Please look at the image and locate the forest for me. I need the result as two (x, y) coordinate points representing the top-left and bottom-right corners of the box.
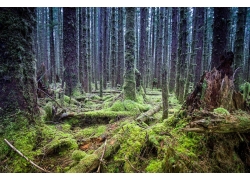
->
(0, 7), (250, 173)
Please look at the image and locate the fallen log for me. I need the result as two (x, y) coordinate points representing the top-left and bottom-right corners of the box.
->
(91, 91), (121, 94)
(55, 110), (134, 126)
(136, 104), (161, 124)
(68, 135), (120, 173)
(183, 113), (250, 133)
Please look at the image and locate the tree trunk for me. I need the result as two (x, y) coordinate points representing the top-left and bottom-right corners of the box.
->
(49, 7), (55, 86)
(103, 8), (109, 89)
(110, 8), (116, 88)
(211, 7), (230, 69)
(99, 8), (104, 97)
(117, 8), (125, 87)
(124, 8), (136, 101)
(233, 7), (247, 91)
(63, 8), (78, 96)
(176, 8), (188, 103)
(170, 7), (178, 93)
(139, 7), (147, 90)
(162, 8), (169, 120)
(194, 8), (205, 85)
(0, 8), (38, 123)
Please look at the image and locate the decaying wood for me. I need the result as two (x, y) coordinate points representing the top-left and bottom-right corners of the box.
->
(92, 91), (121, 94)
(183, 115), (250, 133)
(97, 139), (107, 173)
(184, 51), (246, 113)
(56, 111), (132, 126)
(37, 88), (64, 109)
(4, 139), (50, 173)
(136, 104), (161, 123)
(68, 135), (120, 173)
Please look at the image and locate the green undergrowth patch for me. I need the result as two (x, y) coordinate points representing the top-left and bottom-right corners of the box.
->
(0, 117), (41, 172)
(37, 124), (77, 157)
(213, 107), (230, 116)
(108, 123), (147, 172)
(74, 125), (107, 139)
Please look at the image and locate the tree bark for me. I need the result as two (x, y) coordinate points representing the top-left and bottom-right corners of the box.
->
(170, 7), (178, 93)
(124, 8), (136, 101)
(211, 7), (230, 69)
(0, 8), (38, 122)
(63, 8), (78, 96)
(233, 7), (247, 91)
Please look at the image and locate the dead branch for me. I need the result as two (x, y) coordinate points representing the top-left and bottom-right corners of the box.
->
(37, 88), (64, 109)
(97, 139), (107, 173)
(4, 139), (51, 173)
(124, 155), (141, 173)
(136, 104), (161, 123)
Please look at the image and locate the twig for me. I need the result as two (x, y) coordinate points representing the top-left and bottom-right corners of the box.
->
(37, 88), (64, 109)
(4, 139), (51, 173)
(97, 139), (107, 173)
(124, 155), (141, 173)
(233, 67), (241, 81)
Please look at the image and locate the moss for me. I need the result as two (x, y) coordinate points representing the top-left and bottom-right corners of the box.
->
(75, 125), (106, 139)
(145, 159), (163, 172)
(241, 82), (250, 101)
(61, 123), (71, 132)
(110, 100), (126, 111)
(72, 150), (87, 161)
(213, 107), (230, 116)
(114, 123), (146, 172)
(67, 153), (99, 173)
(64, 95), (79, 105)
(39, 125), (77, 156)
(0, 117), (42, 172)
(44, 102), (53, 122)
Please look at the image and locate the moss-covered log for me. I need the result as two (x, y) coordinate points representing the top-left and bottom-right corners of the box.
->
(68, 134), (120, 173)
(183, 110), (250, 133)
(136, 104), (161, 123)
(56, 110), (134, 126)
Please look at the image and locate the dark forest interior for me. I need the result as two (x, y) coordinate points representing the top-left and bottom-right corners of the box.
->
(1, 7), (250, 173)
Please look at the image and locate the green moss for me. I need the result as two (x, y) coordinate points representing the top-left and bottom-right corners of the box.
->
(61, 123), (71, 132)
(110, 100), (126, 111)
(75, 125), (106, 139)
(39, 125), (77, 156)
(145, 159), (163, 172)
(64, 95), (79, 105)
(240, 82), (250, 101)
(0, 117), (42, 172)
(213, 107), (230, 116)
(44, 102), (53, 122)
(72, 150), (87, 161)
(114, 123), (146, 172)
(67, 153), (98, 173)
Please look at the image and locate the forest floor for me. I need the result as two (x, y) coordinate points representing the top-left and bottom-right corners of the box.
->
(1, 87), (250, 173)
